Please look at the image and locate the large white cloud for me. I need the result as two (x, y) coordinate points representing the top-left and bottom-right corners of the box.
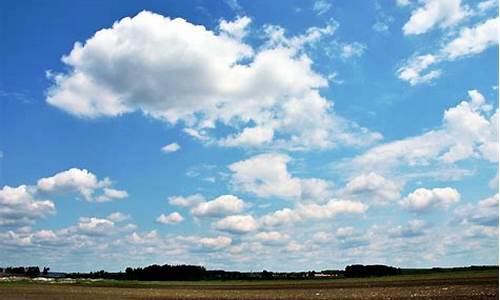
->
(190, 195), (247, 218)
(345, 90), (498, 172)
(260, 199), (367, 227)
(400, 187), (460, 211)
(37, 168), (128, 202)
(214, 215), (259, 234)
(455, 193), (498, 227)
(402, 0), (470, 35)
(0, 185), (55, 227)
(0, 168), (127, 228)
(343, 172), (402, 205)
(398, 17), (498, 85)
(442, 16), (499, 59)
(156, 212), (184, 224)
(228, 153), (333, 201)
(46, 11), (380, 150)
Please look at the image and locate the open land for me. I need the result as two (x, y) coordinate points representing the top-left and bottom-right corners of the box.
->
(0, 269), (497, 300)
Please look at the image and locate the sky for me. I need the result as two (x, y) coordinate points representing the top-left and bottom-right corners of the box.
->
(0, 0), (498, 272)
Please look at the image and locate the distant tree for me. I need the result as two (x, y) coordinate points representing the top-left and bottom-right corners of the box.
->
(345, 264), (401, 278)
(262, 270), (273, 279)
(26, 266), (40, 277)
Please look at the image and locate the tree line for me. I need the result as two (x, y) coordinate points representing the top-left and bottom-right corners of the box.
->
(2, 264), (496, 280)
(0, 266), (50, 277)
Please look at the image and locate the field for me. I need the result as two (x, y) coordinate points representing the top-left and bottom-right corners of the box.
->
(0, 269), (497, 300)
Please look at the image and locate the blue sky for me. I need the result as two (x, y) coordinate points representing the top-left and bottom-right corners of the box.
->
(0, 0), (498, 272)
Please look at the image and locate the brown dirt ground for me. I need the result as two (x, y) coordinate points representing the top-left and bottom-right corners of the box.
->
(0, 275), (497, 300)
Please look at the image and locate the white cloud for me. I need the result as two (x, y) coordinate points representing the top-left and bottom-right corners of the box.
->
(397, 54), (442, 85)
(343, 172), (401, 205)
(190, 195), (247, 218)
(254, 231), (290, 245)
(398, 17), (498, 85)
(389, 219), (427, 237)
(219, 126), (274, 147)
(127, 230), (159, 245)
(285, 240), (305, 252)
(402, 0), (470, 35)
(229, 153), (301, 199)
(477, 0), (497, 13)
(442, 17), (499, 59)
(161, 142), (180, 153)
(346, 90), (498, 172)
(189, 236), (232, 250)
(260, 199), (367, 227)
(168, 194), (205, 207)
(36, 168), (127, 202)
(214, 215), (259, 234)
(156, 212), (184, 224)
(0, 185), (55, 227)
(335, 226), (355, 238)
(397, 0), (411, 6)
(401, 187), (460, 211)
(46, 11), (380, 151)
(37, 168), (100, 200)
(95, 188), (128, 202)
(0, 168), (127, 227)
(72, 217), (115, 236)
(372, 22), (390, 33)
(107, 212), (130, 222)
(228, 153), (333, 201)
(341, 42), (366, 59)
(224, 0), (242, 12)
(455, 193), (498, 227)
(313, 0), (332, 15)
(312, 231), (332, 243)
(219, 16), (251, 40)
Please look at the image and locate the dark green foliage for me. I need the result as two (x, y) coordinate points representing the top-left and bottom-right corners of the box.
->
(344, 264), (401, 277)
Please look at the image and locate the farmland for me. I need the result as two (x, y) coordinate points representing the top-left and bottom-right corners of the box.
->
(0, 269), (497, 299)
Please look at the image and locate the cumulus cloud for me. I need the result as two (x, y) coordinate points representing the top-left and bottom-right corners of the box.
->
(168, 194), (205, 207)
(442, 17), (499, 59)
(398, 17), (498, 85)
(214, 215), (259, 234)
(345, 90), (498, 172)
(389, 219), (427, 238)
(0, 185), (55, 227)
(260, 199), (367, 227)
(400, 187), (460, 211)
(254, 231), (290, 245)
(455, 193), (498, 227)
(402, 0), (470, 35)
(37, 168), (127, 202)
(107, 212), (130, 222)
(95, 188), (128, 202)
(229, 153), (333, 201)
(71, 217), (115, 236)
(0, 168), (127, 228)
(219, 16), (251, 40)
(190, 195), (247, 218)
(397, 54), (442, 85)
(156, 212), (184, 224)
(46, 11), (380, 151)
(161, 142), (180, 153)
(343, 172), (402, 205)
